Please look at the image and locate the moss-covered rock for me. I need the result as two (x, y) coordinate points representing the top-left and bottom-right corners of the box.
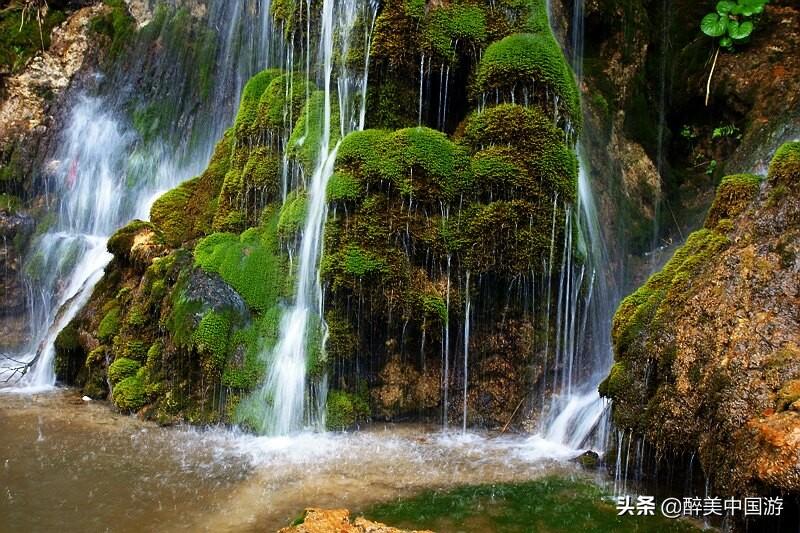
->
(108, 357), (141, 384)
(704, 174), (761, 229)
(151, 132), (233, 246)
(475, 33), (581, 131)
(326, 389), (370, 430)
(603, 143), (800, 496)
(112, 369), (147, 412)
(194, 208), (285, 312)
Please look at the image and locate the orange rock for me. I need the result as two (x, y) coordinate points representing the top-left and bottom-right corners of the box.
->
(277, 508), (434, 533)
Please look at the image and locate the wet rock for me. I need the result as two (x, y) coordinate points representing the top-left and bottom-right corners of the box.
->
(372, 358), (440, 421)
(572, 450), (600, 470)
(0, 208), (35, 350)
(277, 508), (432, 533)
(603, 142), (800, 496)
(183, 268), (249, 321)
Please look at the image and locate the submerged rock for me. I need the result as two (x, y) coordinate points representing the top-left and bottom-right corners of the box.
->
(278, 508), (432, 533)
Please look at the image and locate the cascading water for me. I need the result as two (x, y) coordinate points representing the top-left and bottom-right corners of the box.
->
(1, 1), (278, 389)
(251, 0), (377, 435)
(525, 0), (619, 454)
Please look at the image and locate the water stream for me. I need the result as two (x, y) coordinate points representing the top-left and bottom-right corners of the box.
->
(252, 0), (376, 435)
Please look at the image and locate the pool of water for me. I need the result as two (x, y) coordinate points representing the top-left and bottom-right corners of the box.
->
(1, 389), (616, 531)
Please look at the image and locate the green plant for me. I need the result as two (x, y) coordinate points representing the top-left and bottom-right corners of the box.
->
(680, 125), (698, 141)
(700, 0), (769, 105)
(701, 0), (768, 49)
(712, 124), (741, 140)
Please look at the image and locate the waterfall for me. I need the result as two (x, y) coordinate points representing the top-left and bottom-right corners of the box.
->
(254, 0), (376, 435)
(1, 1), (277, 388)
(527, 0), (618, 453)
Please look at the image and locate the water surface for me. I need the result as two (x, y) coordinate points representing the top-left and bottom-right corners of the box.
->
(2, 390), (595, 531)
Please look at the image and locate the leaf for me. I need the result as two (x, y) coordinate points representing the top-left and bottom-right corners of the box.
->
(720, 36), (734, 48)
(701, 13), (727, 37)
(729, 20), (754, 39)
(716, 1), (736, 14)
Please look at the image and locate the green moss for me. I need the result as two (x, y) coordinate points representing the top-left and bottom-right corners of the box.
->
(337, 127), (472, 200)
(54, 325), (80, 354)
(194, 208), (285, 312)
(704, 174), (761, 229)
(424, 4), (486, 59)
(327, 245), (387, 278)
(288, 89), (341, 173)
(194, 310), (232, 376)
(112, 369), (147, 411)
(326, 389), (370, 430)
(98, 307), (121, 343)
(324, 310), (358, 361)
(255, 73), (315, 136)
(607, 227), (731, 430)
(768, 141), (800, 187)
(214, 146), (282, 232)
(326, 171), (362, 202)
(165, 290), (203, 349)
(108, 357), (141, 384)
(234, 69), (282, 138)
(598, 362), (630, 398)
(475, 33), (580, 130)
(145, 341), (162, 371)
(90, 0), (136, 59)
(362, 476), (699, 532)
(462, 104), (577, 201)
(223, 305), (282, 390)
(277, 190), (307, 240)
(151, 132), (232, 246)
(422, 294), (448, 322)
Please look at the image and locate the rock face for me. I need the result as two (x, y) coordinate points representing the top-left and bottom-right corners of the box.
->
(0, 207), (34, 349)
(602, 142), (800, 496)
(277, 508), (432, 533)
(0, 2), (110, 192)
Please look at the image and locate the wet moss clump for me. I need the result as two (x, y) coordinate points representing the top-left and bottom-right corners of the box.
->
(234, 69), (283, 139)
(151, 132), (233, 246)
(475, 33), (581, 131)
(424, 4), (487, 61)
(97, 306), (121, 343)
(108, 357), (141, 384)
(325, 389), (370, 430)
(194, 208), (285, 312)
(768, 141), (800, 187)
(112, 368), (148, 412)
(287, 89), (341, 173)
(704, 174), (761, 229)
